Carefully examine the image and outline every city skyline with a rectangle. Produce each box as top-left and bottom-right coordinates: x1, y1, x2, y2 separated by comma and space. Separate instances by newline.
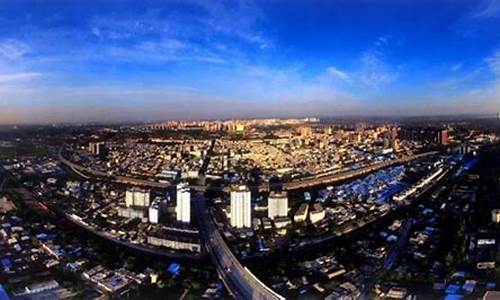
1, 0, 500, 124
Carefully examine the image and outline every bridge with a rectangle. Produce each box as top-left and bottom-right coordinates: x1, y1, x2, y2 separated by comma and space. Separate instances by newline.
59, 146, 438, 192
193, 192, 284, 300
56, 145, 440, 299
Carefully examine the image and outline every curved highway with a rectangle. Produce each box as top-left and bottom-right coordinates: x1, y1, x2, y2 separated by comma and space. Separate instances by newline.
194, 191, 284, 300
59, 146, 437, 192
57, 144, 440, 299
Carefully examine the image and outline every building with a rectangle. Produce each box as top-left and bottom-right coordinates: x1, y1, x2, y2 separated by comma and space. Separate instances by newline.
298, 126, 312, 137
147, 227, 201, 253
294, 203, 309, 223
149, 198, 160, 224
88, 141, 105, 155
175, 183, 191, 223
118, 206, 146, 221
438, 129, 449, 145
125, 188, 150, 207
268, 191, 288, 220
230, 185, 251, 228
309, 203, 325, 224
22, 280, 60, 295
235, 123, 245, 132
492, 209, 500, 223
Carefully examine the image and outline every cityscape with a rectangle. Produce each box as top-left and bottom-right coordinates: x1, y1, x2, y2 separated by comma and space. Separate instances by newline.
2, 1, 500, 300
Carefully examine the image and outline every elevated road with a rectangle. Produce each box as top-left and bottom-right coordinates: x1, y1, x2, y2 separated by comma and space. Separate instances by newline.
194, 140, 284, 299
194, 192, 284, 300
59, 146, 438, 192
56, 145, 440, 299
275, 151, 438, 191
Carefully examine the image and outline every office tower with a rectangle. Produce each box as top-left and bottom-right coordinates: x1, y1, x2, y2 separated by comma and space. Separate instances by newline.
268, 191, 288, 220
230, 185, 251, 228
438, 129, 449, 145
175, 183, 191, 223
125, 188, 150, 207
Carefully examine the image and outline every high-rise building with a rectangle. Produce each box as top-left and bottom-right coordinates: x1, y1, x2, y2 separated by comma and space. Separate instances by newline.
298, 126, 312, 137
438, 129, 449, 145
88, 141, 105, 155
309, 203, 325, 224
230, 185, 251, 228
125, 188, 150, 207
390, 127, 397, 139
268, 191, 288, 220
149, 197, 161, 224
294, 203, 309, 223
492, 209, 500, 223
175, 183, 191, 223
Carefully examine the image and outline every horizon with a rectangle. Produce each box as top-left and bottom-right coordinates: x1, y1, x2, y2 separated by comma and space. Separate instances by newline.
1, 0, 500, 124
1, 112, 499, 127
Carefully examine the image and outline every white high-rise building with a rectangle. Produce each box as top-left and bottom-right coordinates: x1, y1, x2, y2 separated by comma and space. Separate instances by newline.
149, 197, 161, 224
125, 188, 150, 207
175, 183, 191, 223
230, 185, 251, 228
88, 141, 105, 155
268, 191, 288, 220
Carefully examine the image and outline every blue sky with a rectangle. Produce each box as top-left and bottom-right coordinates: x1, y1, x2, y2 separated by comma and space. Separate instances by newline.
1, 0, 500, 124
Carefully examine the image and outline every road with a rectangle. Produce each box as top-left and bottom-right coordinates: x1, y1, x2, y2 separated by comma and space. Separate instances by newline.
194, 140, 284, 299
59, 145, 437, 192
360, 218, 415, 300
193, 192, 284, 300
359, 166, 452, 299
384, 218, 415, 270
56, 144, 439, 299
276, 151, 438, 191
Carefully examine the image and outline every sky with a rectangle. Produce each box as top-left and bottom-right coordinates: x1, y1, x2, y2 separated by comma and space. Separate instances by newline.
1, 0, 500, 124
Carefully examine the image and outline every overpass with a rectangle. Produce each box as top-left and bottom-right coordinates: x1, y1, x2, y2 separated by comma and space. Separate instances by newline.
59, 146, 438, 193
195, 140, 284, 299
59, 144, 284, 298
273, 151, 438, 191
57, 145, 439, 299
193, 192, 284, 300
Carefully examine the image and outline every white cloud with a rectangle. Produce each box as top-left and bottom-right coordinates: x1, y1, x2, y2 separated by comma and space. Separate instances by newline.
375, 34, 392, 47
0, 72, 42, 83
359, 51, 395, 87
0, 40, 29, 60
327, 66, 349, 81
451, 63, 463, 72
486, 49, 500, 75
474, 0, 500, 18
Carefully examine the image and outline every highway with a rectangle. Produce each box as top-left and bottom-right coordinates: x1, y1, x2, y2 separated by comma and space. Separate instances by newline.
360, 218, 415, 300
195, 140, 284, 299
56, 145, 439, 299
193, 192, 284, 300
359, 166, 452, 299
59, 146, 437, 192
276, 151, 438, 191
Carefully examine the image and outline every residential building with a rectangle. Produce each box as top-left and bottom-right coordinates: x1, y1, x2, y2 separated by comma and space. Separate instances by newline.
294, 203, 309, 223
176, 183, 191, 223
125, 188, 150, 207
310, 203, 325, 224
230, 185, 251, 228
268, 191, 288, 220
